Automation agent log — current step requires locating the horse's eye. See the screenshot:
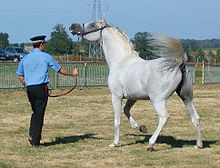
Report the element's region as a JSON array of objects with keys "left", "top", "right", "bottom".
[{"left": 89, "top": 23, "right": 96, "bottom": 29}]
